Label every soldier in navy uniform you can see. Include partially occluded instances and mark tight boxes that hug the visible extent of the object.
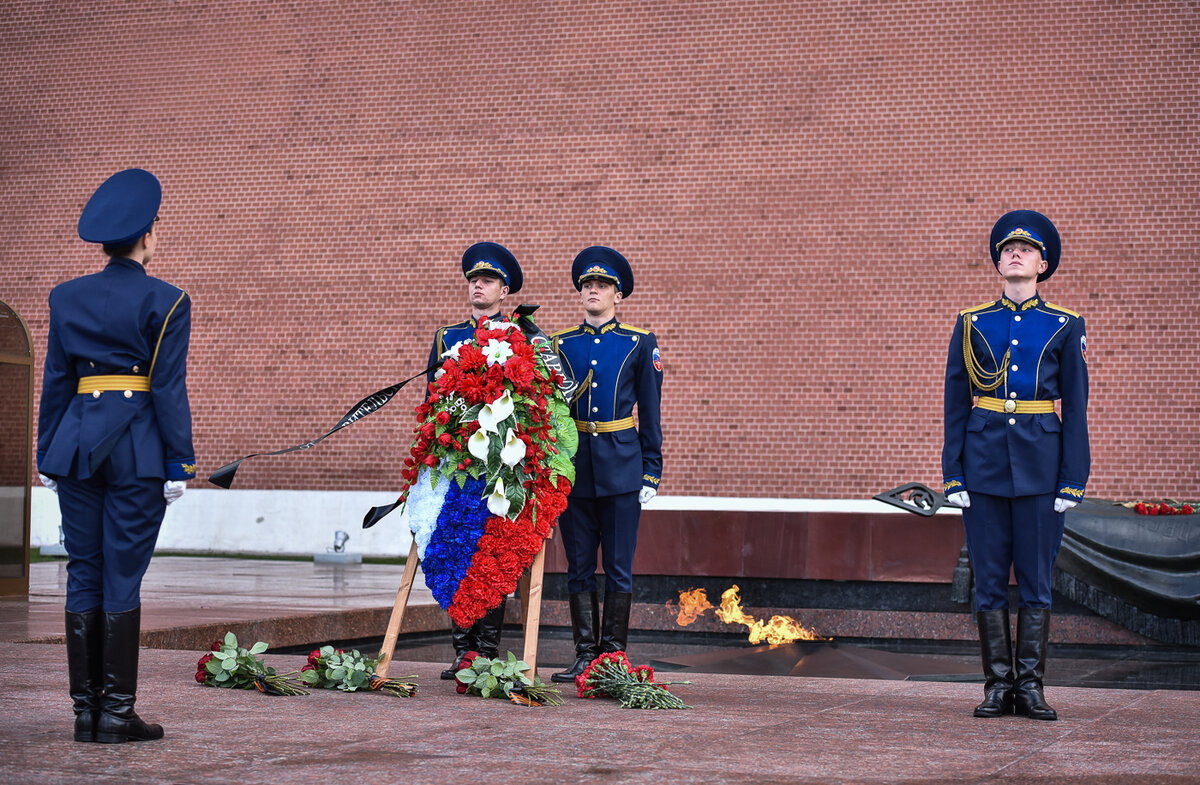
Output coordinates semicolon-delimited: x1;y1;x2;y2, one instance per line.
550;246;663;683
37;169;196;743
942;210;1089;721
429;241;523;680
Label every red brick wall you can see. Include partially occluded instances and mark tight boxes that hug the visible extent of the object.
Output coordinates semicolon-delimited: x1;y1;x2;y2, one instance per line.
1;1;1197;499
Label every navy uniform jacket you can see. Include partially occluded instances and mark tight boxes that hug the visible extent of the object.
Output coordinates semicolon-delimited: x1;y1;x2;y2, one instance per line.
552;318;663;498
942;294;1089;501
427;314;499;385
37;257;195;481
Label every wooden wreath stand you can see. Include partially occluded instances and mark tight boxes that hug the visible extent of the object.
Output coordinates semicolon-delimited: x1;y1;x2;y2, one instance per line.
375;531;552;678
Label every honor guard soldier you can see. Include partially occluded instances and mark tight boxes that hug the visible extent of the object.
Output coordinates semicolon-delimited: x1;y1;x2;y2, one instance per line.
430;241;523;680
37;169;196;743
942;210;1089;721
550;246;663;683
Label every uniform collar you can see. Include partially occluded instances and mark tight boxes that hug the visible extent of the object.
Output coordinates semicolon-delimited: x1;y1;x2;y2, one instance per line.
580;316;619;335
106;256;147;275
1000;292;1040;312
468;311;503;329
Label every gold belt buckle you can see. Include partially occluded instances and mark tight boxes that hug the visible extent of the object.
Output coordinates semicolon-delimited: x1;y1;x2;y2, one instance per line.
1004;399;1017;413
587;421;598;435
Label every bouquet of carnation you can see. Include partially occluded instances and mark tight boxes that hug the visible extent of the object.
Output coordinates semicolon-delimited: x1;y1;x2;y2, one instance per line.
454;650;564;707
398;316;579;628
300;645;418;697
576;652;691;710
195;632;308;696
1121;500;1196;516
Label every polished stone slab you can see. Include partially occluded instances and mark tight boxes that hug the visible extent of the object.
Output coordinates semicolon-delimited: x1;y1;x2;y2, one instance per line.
1;641;1197;785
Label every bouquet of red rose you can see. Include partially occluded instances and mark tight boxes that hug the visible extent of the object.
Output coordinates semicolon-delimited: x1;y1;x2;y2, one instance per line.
195;632;308;696
299;645;418;697
576;651;691;709
453;649;564;707
398;317;579;629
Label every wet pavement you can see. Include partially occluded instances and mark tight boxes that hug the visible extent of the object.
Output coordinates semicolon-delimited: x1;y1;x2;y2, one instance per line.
2;556;1198;784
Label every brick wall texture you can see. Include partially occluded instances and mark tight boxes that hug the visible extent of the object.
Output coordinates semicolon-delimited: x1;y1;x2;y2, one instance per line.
1;1;1197;500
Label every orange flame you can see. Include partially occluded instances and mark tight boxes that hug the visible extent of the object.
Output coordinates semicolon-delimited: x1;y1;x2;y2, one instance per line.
671;587;715;626
714;585;824;645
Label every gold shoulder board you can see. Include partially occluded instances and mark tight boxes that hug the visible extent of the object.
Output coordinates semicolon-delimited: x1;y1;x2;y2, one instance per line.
618;323;650;335
1043;302;1081;318
958;302;993;317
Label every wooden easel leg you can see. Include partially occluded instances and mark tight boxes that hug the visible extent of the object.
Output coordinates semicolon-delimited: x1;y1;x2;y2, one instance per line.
521;541;547;677
518;571;531;625
376;540;419;678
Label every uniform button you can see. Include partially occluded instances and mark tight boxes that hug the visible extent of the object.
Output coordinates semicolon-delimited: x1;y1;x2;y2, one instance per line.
132;365;139;373
92;390;101;398
591;382;598;388
971;315;978;322
594;338;600;344
592;407;598;413
89;361;95;368
1010;392;1018;398
123;390;133;399
1059;316;1067;323
1011;365;1019;371
591;360;597;366
632;335;638;342
1014;315;1021;322
1008;418;1017;425
1011;339;1019;346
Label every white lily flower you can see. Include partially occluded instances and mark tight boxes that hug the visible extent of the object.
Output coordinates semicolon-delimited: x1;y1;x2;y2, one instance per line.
500;428;526;467
433;368;446;380
440;340;466;360
486;319;517;332
487;477;511;518
482;338;514;366
468;430;491;461
478;390;515;433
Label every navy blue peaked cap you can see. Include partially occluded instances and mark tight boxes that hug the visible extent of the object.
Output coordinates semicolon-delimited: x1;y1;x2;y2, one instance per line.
78;169;161;246
990;210;1061;282
572;246;634;296
462;241;522;294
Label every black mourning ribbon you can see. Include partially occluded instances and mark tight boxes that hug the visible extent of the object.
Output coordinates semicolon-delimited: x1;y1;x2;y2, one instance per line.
207;363;437;491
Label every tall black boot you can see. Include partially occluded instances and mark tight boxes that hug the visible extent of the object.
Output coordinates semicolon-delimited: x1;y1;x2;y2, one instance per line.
472;596;507;659
95;607;163;743
551;591;600;683
972;608;1014;718
440;624;477;680
1013;607;1057;720
65;609;104;742
599;590;632;654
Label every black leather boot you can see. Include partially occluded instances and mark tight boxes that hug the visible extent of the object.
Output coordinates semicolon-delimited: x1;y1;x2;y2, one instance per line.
551;591;600;683
1013;607;1057;721
599;590;633;654
95;607;163;743
440;624;477;680
65;609;104;742
973;608;1014;718
472;596;507;659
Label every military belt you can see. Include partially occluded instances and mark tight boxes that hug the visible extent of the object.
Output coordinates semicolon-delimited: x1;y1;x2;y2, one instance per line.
575;416;635;435
974;397;1056;414
77;375;151;395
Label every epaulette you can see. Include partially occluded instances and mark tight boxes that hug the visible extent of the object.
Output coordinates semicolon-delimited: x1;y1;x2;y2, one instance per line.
436;319;470;332
1042;302;1080;318
617;323;651;335
550;326;580;338
958;302;994;316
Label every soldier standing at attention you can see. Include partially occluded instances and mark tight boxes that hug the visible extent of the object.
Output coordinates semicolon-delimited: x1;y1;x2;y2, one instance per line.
550;246;663;683
38;169;196;742
942;210;1089;721
429;241;523;680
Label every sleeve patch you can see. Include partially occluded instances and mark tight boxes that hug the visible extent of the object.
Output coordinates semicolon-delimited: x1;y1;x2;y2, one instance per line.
652;347;662;372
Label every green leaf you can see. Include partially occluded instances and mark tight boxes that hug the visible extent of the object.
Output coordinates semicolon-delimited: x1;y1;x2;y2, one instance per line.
329;666;347;682
473;672;490;688
220;658;239;671
205;659;222;674
490;661;506;676
455;669;474;684
484;674;499;694
506;651;518;663
212;650;231;661
223;631;237;647
249;641;268;655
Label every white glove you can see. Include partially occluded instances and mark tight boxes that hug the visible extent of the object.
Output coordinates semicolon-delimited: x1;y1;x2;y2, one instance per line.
946;491;971;509
1054;498;1077;514
39;473;58;494
638;486;657;505
164;480;187;505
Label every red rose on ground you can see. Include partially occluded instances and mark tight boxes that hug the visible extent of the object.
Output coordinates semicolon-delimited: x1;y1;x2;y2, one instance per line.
210;641;222;651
